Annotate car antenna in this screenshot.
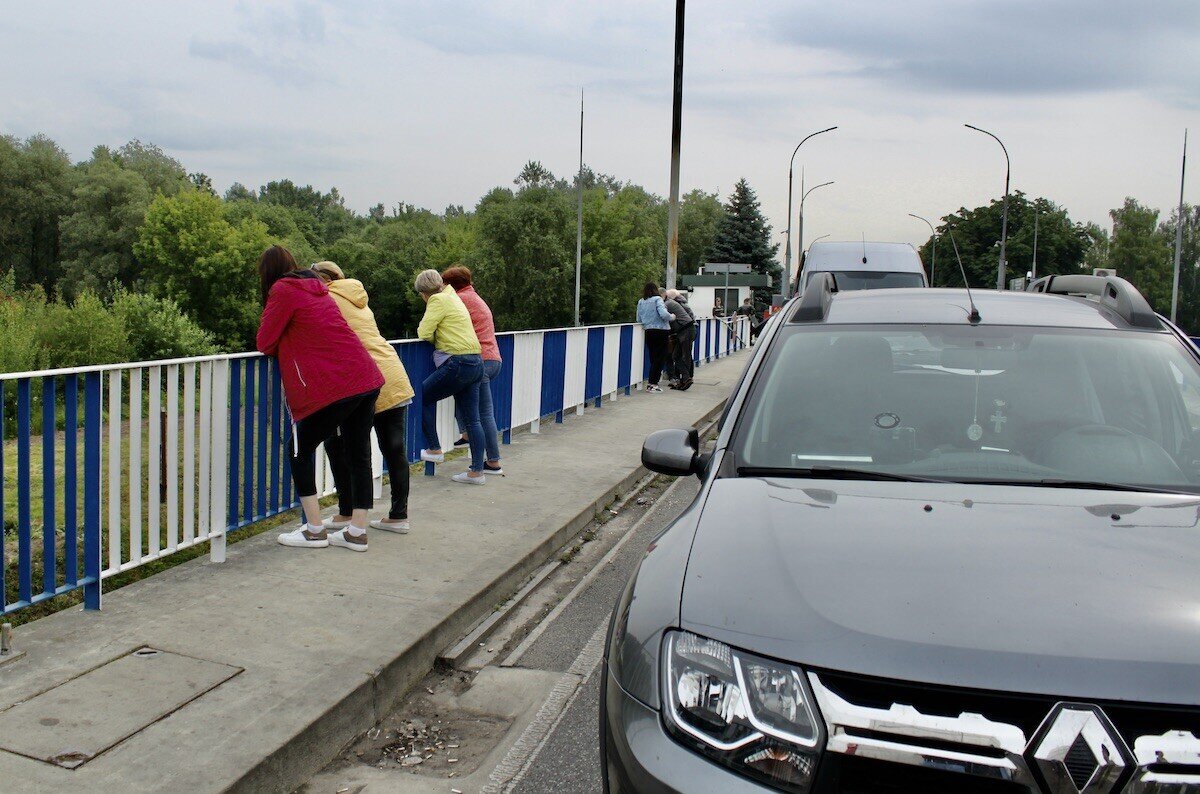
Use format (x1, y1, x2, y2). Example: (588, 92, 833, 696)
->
(949, 233, 981, 324)
(861, 233, 867, 264)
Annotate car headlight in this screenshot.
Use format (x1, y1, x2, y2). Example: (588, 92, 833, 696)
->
(662, 630, 823, 792)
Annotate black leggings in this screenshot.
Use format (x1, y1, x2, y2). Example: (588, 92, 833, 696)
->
(645, 329, 670, 385)
(326, 405, 409, 520)
(289, 390, 378, 508)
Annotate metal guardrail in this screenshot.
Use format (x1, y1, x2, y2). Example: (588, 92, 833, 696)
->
(1, 316, 748, 616)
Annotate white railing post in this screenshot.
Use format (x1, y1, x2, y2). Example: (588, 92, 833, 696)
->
(209, 359, 228, 563)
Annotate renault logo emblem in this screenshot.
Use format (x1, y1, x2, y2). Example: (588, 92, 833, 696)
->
(1026, 703, 1131, 793)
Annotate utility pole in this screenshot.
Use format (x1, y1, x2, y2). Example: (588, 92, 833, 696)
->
(796, 179, 834, 292)
(574, 89, 584, 326)
(1172, 129, 1188, 325)
(665, 0, 685, 290)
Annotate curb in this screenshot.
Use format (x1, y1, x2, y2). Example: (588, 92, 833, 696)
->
(227, 398, 729, 793)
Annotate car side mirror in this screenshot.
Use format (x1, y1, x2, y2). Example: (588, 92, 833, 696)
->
(642, 428, 699, 477)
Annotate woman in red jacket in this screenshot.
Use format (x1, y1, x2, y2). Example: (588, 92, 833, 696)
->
(255, 246, 384, 552)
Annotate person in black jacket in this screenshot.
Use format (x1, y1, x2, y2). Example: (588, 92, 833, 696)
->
(663, 289, 696, 390)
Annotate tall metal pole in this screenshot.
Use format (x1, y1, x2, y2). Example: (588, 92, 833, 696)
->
(1031, 207, 1039, 281)
(908, 213, 936, 286)
(783, 126, 837, 299)
(965, 124, 1010, 290)
(1172, 129, 1188, 325)
(574, 89, 584, 326)
(797, 181, 834, 289)
(665, 0, 685, 291)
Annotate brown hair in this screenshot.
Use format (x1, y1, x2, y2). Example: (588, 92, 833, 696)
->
(441, 265, 473, 291)
(642, 281, 660, 299)
(258, 245, 298, 302)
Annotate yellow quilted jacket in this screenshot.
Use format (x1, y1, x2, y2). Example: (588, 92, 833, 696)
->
(325, 279, 415, 413)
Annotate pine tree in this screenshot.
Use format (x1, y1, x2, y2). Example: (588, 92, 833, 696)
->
(708, 178, 780, 295)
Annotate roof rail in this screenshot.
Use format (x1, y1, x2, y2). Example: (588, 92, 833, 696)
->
(1027, 274, 1161, 329)
(791, 271, 837, 322)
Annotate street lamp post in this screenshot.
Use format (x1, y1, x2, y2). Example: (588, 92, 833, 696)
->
(908, 213, 937, 286)
(796, 180, 834, 293)
(784, 126, 837, 299)
(965, 124, 1010, 290)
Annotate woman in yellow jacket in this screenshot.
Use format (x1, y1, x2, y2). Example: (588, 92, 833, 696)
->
(312, 261, 415, 532)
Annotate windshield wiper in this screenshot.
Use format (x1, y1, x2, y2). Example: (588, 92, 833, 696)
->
(738, 465, 949, 483)
(1032, 478, 1194, 496)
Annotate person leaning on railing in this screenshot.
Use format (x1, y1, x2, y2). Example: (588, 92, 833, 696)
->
(636, 281, 672, 394)
(310, 261, 415, 534)
(255, 245, 383, 553)
(442, 265, 504, 476)
(413, 269, 489, 485)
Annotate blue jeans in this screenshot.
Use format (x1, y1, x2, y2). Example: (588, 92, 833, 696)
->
(422, 353, 485, 471)
(455, 358, 502, 462)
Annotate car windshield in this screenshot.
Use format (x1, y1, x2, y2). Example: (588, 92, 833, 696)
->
(807, 271, 925, 290)
(734, 325, 1200, 493)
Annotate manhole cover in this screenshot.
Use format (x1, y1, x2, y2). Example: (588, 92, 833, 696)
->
(0, 647, 241, 768)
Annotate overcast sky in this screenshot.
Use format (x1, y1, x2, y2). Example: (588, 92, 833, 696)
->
(3, 0, 1197, 263)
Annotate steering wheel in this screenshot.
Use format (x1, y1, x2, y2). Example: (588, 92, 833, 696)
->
(1042, 424, 1187, 484)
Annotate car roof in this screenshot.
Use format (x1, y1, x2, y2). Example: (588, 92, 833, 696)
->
(804, 241, 924, 273)
(802, 287, 1166, 332)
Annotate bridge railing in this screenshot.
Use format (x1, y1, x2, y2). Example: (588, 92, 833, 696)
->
(0, 316, 748, 617)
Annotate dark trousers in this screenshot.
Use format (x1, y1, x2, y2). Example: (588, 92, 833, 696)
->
(326, 405, 409, 520)
(672, 324, 696, 382)
(644, 329, 669, 385)
(289, 390, 378, 507)
(455, 358, 502, 462)
(422, 353, 485, 471)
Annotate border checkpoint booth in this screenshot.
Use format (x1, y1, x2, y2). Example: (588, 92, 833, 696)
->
(680, 263, 773, 316)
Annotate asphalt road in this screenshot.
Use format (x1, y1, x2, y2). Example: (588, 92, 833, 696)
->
(507, 475, 700, 794)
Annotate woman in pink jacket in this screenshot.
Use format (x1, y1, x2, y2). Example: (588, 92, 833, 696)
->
(443, 266, 503, 475)
(255, 246, 383, 552)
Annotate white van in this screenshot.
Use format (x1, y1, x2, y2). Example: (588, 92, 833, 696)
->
(798, 241, 928, 293)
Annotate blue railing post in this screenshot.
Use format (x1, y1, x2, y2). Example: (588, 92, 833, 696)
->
(41, 378, 56, 597)
(228, 359, 241, 529)
(64, 375, 78, 587)
(83, 372, 101, 610)
(16, 379, 32, 606)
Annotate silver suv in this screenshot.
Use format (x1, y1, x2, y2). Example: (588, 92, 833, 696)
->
(602, 275, 1200, 793)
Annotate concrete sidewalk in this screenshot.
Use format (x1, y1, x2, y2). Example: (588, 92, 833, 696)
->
(0, 351, 747, 793)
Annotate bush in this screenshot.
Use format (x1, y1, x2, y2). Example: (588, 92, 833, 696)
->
(37, 290, 131, 369)
(109, 290, 219, 362)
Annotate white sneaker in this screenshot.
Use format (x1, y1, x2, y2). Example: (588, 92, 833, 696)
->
(370, 519, 410, 534)
(646, 384, 664, 394)
(322, 516, 351, 530)
(452, 472, 486, 485)
(328, 528, 368, 552)
(278, 526, 328, 548)
(420, 449, 445, 463)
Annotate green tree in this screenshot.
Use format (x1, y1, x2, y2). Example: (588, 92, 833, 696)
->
(472, 184, 574, 330)
(0, 134, 75, 292)
(921, 192, 1089, 288)
(58, 146, 152, 296)
(134, 189, 271, 350)
(1107, 198, 1173, 313)
(709, 179, 779, 298)
(1166, 205, 1200, 333)
(677, 189, 724, 276)
(116, 140, 189, 198)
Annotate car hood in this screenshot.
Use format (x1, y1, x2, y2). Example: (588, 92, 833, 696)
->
(680, 477, 1200, 705)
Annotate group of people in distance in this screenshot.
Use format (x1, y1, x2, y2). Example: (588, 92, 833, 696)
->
(637, 282, 698, 393)
(255, 245, 503, 553)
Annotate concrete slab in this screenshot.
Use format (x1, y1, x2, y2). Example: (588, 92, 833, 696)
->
(0, 351, 747, 793)
(0, 648, 241, 768)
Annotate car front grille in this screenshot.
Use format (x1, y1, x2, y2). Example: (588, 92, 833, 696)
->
(807, 670, 1200, 793)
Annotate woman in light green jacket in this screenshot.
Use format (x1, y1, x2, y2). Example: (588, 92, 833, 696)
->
(312, 261, 414, 531)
